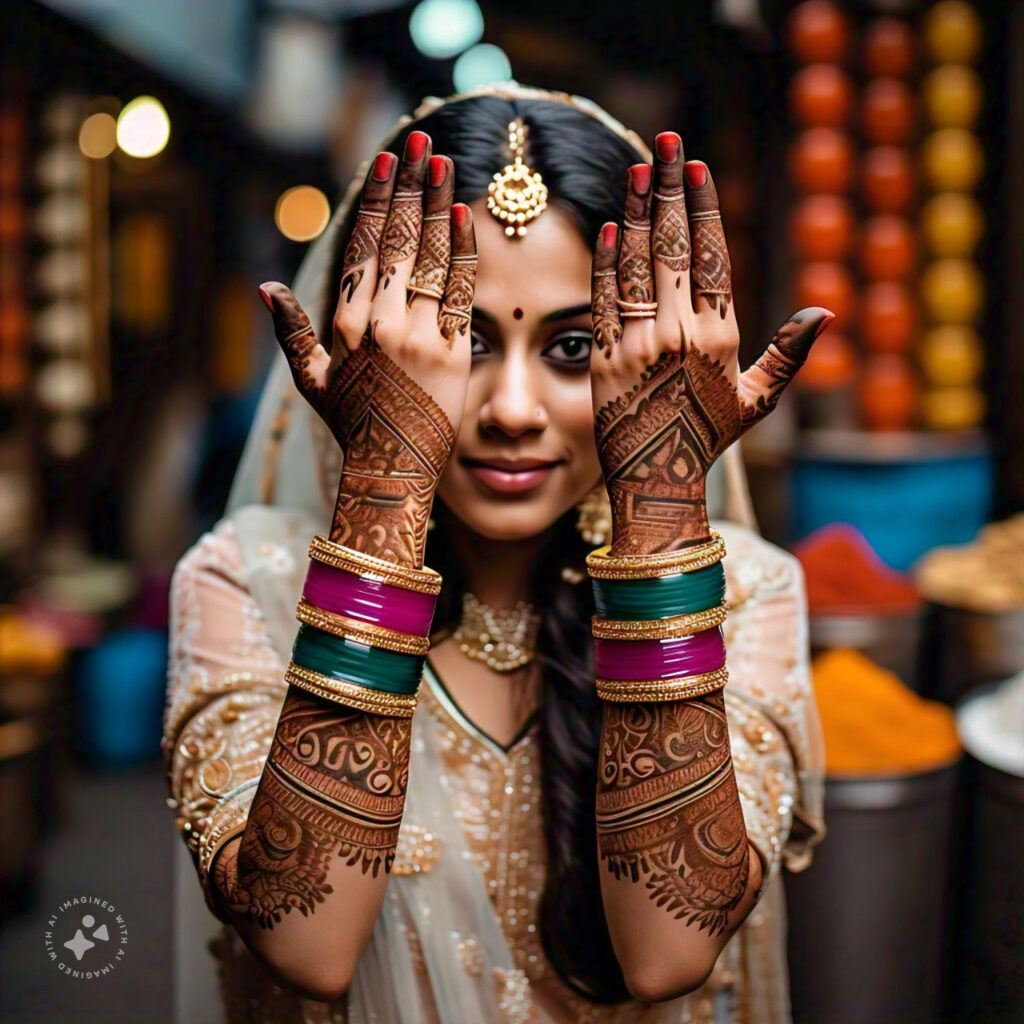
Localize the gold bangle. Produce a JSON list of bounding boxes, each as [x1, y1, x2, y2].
[[308, 536, 442, 596], [592, 603, 727, 639], [296, 599, 429, 655], [595, 666, 729, 703], [285, 664, 419, 718], [586, 532, 726, 580]]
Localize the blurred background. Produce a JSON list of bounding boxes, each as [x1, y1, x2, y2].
[[0, 1, 1021, 1022]]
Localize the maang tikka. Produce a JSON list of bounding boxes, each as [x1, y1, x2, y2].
[[487, 119, 548, 237]]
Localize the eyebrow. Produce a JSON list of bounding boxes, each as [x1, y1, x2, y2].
[[471, 303, 591, 325]]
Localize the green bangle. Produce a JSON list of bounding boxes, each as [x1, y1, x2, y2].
[[290, 623, 423, 695], [591, 562, 726, 621]]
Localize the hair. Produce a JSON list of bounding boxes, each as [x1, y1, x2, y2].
[[319, 96, 645, 1004]]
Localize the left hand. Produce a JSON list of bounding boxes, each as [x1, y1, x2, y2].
[[590, 131, 834, 555]]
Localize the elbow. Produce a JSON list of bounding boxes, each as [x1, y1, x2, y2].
[[623, 956, 717, 1004]]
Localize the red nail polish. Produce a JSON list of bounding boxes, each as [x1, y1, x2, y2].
[[372, 152, 395, 181], [428, 155, 446, 187], [630, 164, 652, 194], [452, 204, 468, 227], [405, 131, 428, 162], [655, 132, 680, 162], [684, 161, 708, 187], [602, 223, 618, 248], [814, 312, 836, 339], [258, 285, 273, 312]]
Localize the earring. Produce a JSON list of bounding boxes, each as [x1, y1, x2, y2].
[[574, 484, 612, 548]]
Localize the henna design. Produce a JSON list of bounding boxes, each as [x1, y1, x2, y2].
[[592, 270, 622, 352], [341, 210, 386, 303], [652, 193, 690, 275], [379, 196, 422, 288], [618, 169, 654, 305], [407, 214, 450, 301], [597, 694, 750, 937], [689, 211, 732, 317], [222, 692, 411, 929], [595, 347, 742, 552], [326, 325, 455, 565]]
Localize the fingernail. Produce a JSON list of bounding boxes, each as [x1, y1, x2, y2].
[[405, 131, 428, 162], [452, 204, 469, 227], [684, 161, 708, 187], [258, 285, 274, 312], [428, 155, 446, 187], [814, 312, 836, 339], [372, 152, 395, 181], [602, 223, 618, 248], [655, 132, 680, 162], [630, 164, 652, 195]]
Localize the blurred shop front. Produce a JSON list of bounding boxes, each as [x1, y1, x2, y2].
[[0, 2, 1022, 1023]]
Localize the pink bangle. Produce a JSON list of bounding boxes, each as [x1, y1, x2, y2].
[[594, 627, 726, 681]]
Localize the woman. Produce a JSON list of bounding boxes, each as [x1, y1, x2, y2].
[[164, 85, 828, 1024]]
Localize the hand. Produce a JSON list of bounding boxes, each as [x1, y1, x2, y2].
[[260, 131, 477, 567], [590, 132, 834, 555]]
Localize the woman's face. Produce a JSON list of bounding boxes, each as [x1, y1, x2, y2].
[[435, 199, 601, 541]]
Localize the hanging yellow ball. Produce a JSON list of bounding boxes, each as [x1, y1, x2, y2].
[[920, 385, 985, 431], [919, 325, 983, 386], [920, 192, 984, 256], [923, 1, 982, 64], [920, 258, 984, 323], [921, 128, 984, 191], [923, 65, 983, 128]]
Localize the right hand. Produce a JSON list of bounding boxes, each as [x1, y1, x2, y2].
[[259, 131, 477, 566]]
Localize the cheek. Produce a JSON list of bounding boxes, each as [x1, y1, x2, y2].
[[551, 376, 599, 468]]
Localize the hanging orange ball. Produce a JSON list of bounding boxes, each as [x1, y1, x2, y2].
[[859, 356, 918, 431], [789, 195, 854, 260], [921, 128, 985, 191], [790, 128, 854, 193], [861, 147, 914, 213], [794, 262, 855, 328], [923, 65, 983, 128], [791, 64, 853, 126], [861, 281, 918, 353], [788, 1, 849, 63], [799, 331, 857, 391], [862, 78, 915, 145], [923, 1, 983, 65], [863, 18, 915, 78], [860, 215, 917, 280], [920, 192, 984, 257]]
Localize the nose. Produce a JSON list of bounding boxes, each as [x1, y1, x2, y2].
[[477, 347, 549, 437]]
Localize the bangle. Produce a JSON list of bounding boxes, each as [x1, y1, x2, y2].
[[285, 664, 419, 717], [592, 603, 727, 639], [595, 667, 729, 703], [592, 562, 726, 621], [291, 623, 423, 695], [303, 560, 437, 636], [594, 628, 726, 681], [586, 532, 725, 580], [308, 536, 442, 597], [297, 599, 429, 656]]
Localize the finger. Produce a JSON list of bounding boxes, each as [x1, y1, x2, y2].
[[438, 204, 477, 350], [591, 222, 622, 359], [652, 132, 692, 317], [738, 307, 836, 430], [617, 164, 656, 313], [259, 281, 330, 397], [685, 161, 732, 319], [406, 155, 453, 311], [377, 130, 430, 299]]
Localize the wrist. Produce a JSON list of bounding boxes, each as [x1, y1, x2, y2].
[[607, 484, 710, 556]]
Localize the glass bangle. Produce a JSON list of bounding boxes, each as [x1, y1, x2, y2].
[[594, 627, 726, 681], [592, 562, 726, 621], [290, 622, 423, 695]]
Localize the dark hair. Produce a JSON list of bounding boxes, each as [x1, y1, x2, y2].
[[320, 96, 644, 1004]]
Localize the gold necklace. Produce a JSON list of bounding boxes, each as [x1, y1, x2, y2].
[[453, 592, 540, 672]]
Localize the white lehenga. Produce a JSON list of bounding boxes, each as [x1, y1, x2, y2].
[[164, 85, 826, 1024]]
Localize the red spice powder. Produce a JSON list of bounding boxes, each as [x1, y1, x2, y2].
[[793, 523, 921, 614]]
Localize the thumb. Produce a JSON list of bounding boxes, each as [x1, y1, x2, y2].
[[738, 307, 835, 429], [258, 281, 329, 393]]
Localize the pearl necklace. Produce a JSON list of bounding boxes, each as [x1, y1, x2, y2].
[[453, 592, 540, 672]]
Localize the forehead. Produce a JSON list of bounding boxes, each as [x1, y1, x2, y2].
[[470, 198, 592, 316]]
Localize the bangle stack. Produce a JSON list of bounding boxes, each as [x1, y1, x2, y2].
[[587, 532, 729, 703], [284, 536, 440, 717]]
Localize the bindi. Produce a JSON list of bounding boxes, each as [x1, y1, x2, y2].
[[513, 307, 524, 320]]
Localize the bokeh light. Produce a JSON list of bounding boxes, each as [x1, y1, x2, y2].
[[78, 113, 117, 159], [410, 0, 484, 59], [274, 186, 331, 242], [453, 43, 512, 93], [116, 96, 170, 158]]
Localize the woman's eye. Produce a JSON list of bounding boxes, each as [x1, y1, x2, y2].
[[543, 330, 592, 366], [470, 330, 491, 356]]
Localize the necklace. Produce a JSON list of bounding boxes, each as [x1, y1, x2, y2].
[[453, 592, 540, 672]]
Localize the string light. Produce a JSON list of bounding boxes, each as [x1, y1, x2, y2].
[[410, 0, 484, 59], [274, 186, 331, 242], [116, 96, 170, 158], [453, 43, 512, 92]]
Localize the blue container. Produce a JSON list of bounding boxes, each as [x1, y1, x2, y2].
[[791, 430, 994, 572]]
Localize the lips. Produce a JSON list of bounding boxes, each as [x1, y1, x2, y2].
[[461, 456, 562, 494]]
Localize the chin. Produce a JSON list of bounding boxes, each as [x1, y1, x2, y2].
[[438, 494, 570, 542]]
